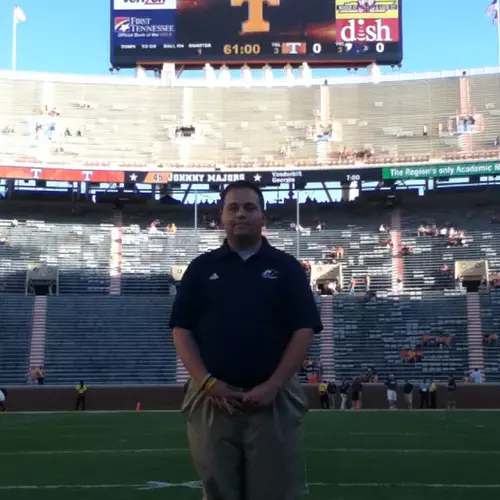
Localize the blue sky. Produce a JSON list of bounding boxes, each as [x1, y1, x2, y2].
[[0, 0, 498, 76]]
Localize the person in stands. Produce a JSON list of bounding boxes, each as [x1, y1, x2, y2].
[[327, 380, 337, 409], [0, 388, 7, 411], [429, 380, 437, 409], [351, 377, 363, 410], [318, 380, 329, 409], [471, 368, 482, 384], [385, 374, 398, 409], [403, 380, 414, 409], [447, 375, 457, 409], [419, 380, 430, 408], [36, 366, 45, 385], [339, 379, 350, 410], [75, 381, 88, 411]]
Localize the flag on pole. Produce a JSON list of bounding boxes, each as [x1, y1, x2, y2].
[[486, 0, 499, 23], [14, 6, 26, 24]]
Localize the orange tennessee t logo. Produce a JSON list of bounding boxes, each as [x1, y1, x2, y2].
[[231, 0, 280, 33]]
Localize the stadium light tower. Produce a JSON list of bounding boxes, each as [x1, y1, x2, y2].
[[12, 6, 26, 71]]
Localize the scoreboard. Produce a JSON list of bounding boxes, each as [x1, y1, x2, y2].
[[110, 0, 403, 69]]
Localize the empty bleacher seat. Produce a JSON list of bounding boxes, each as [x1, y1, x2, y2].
[[44, 296, 176, 385]]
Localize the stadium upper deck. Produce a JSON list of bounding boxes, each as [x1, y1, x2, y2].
[[0, 66, 499, 169]]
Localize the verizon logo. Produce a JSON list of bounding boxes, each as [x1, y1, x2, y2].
[[337, 19, 399, 43]]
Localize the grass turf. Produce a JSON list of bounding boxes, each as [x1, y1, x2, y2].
[[1, 410, 500, 500]]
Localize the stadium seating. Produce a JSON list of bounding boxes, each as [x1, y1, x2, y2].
[[0, 291, 475, 386], [331, 293, 469, 382], [190, 87, 319, 163], [2, 188, 500, 386], [0, 295, 33, 384], [478, 291, 500, 382], [468, 73, 500, 152], [399, 196, 500, 291], [44, 295, 176, 385], [0, 206, 112, 294], [2, 68, 500, 165], [327, 76, 460, 158], [4, 197, 500, 296]]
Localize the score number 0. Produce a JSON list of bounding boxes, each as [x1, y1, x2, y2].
[[342, 42, 386, 53], [311, 43, 384, 55]]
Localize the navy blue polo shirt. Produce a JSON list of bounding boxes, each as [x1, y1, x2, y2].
[[169, 238, 323, 389]]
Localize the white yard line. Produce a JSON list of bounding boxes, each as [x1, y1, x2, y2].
[[0, 484, 144, 490], [311, 447, 500, 454], [0, 448, 188, 456], [338, 482, 500, 489], [4, 409, 500, 415], [1, 481, 500, 491], [1, 446, 499, 457], [310, 431, 495, 436]]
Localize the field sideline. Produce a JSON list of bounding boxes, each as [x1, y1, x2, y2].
[[1, 410, 500, 500]]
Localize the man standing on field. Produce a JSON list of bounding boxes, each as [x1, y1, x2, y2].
[[170, 180, 323, 500]]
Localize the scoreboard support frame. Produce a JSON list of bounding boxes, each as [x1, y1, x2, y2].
[[138, 61, 316, 86]]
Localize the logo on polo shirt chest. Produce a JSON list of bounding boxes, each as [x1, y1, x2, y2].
[[261, 269, 279, 279]]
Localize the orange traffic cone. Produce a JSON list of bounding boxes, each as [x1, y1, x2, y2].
[[136, 402, 141, 411]]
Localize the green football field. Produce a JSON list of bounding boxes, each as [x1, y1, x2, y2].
[[1, 410, 500, 500]]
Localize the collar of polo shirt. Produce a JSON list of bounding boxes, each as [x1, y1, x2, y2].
[[216, 237, 274, 259]]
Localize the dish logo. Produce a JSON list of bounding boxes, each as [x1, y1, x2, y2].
[[113, 0, 175, 9], [337, 19, 399, 43]]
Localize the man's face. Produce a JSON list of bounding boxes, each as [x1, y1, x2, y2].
[[221, 188, 265, 243]]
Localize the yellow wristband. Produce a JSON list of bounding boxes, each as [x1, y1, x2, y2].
[[200, 374, 212, 390], [204, 377, 217, 393]]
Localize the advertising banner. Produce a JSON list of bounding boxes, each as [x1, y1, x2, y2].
[[382, 162, 500, 180], [0, 166, 124, 183], [125, 167, 383, 185], [336, 0, 399, 20], [111, 0, 403, 68], [113, 9, 176, 44], [336, 18, 400, 43], [114, 0, 176, 10]]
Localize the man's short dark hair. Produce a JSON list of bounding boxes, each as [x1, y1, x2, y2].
[[221, 180, 265, 211]]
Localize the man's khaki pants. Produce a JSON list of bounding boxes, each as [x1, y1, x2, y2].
[[182, 377, 308, 500]]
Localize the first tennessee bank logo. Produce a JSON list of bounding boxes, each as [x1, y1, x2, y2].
[[231, 0, 280, 33], [115, 17, 131, 33], [114, 15, 175, 37]]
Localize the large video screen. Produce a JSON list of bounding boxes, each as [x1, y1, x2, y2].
[[110, 0, 403, 68]]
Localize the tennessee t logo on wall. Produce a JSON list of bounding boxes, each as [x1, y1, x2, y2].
[[231, 0, 280, 33]]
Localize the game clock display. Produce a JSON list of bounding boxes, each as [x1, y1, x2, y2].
[[110, 0, 403, 68]]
